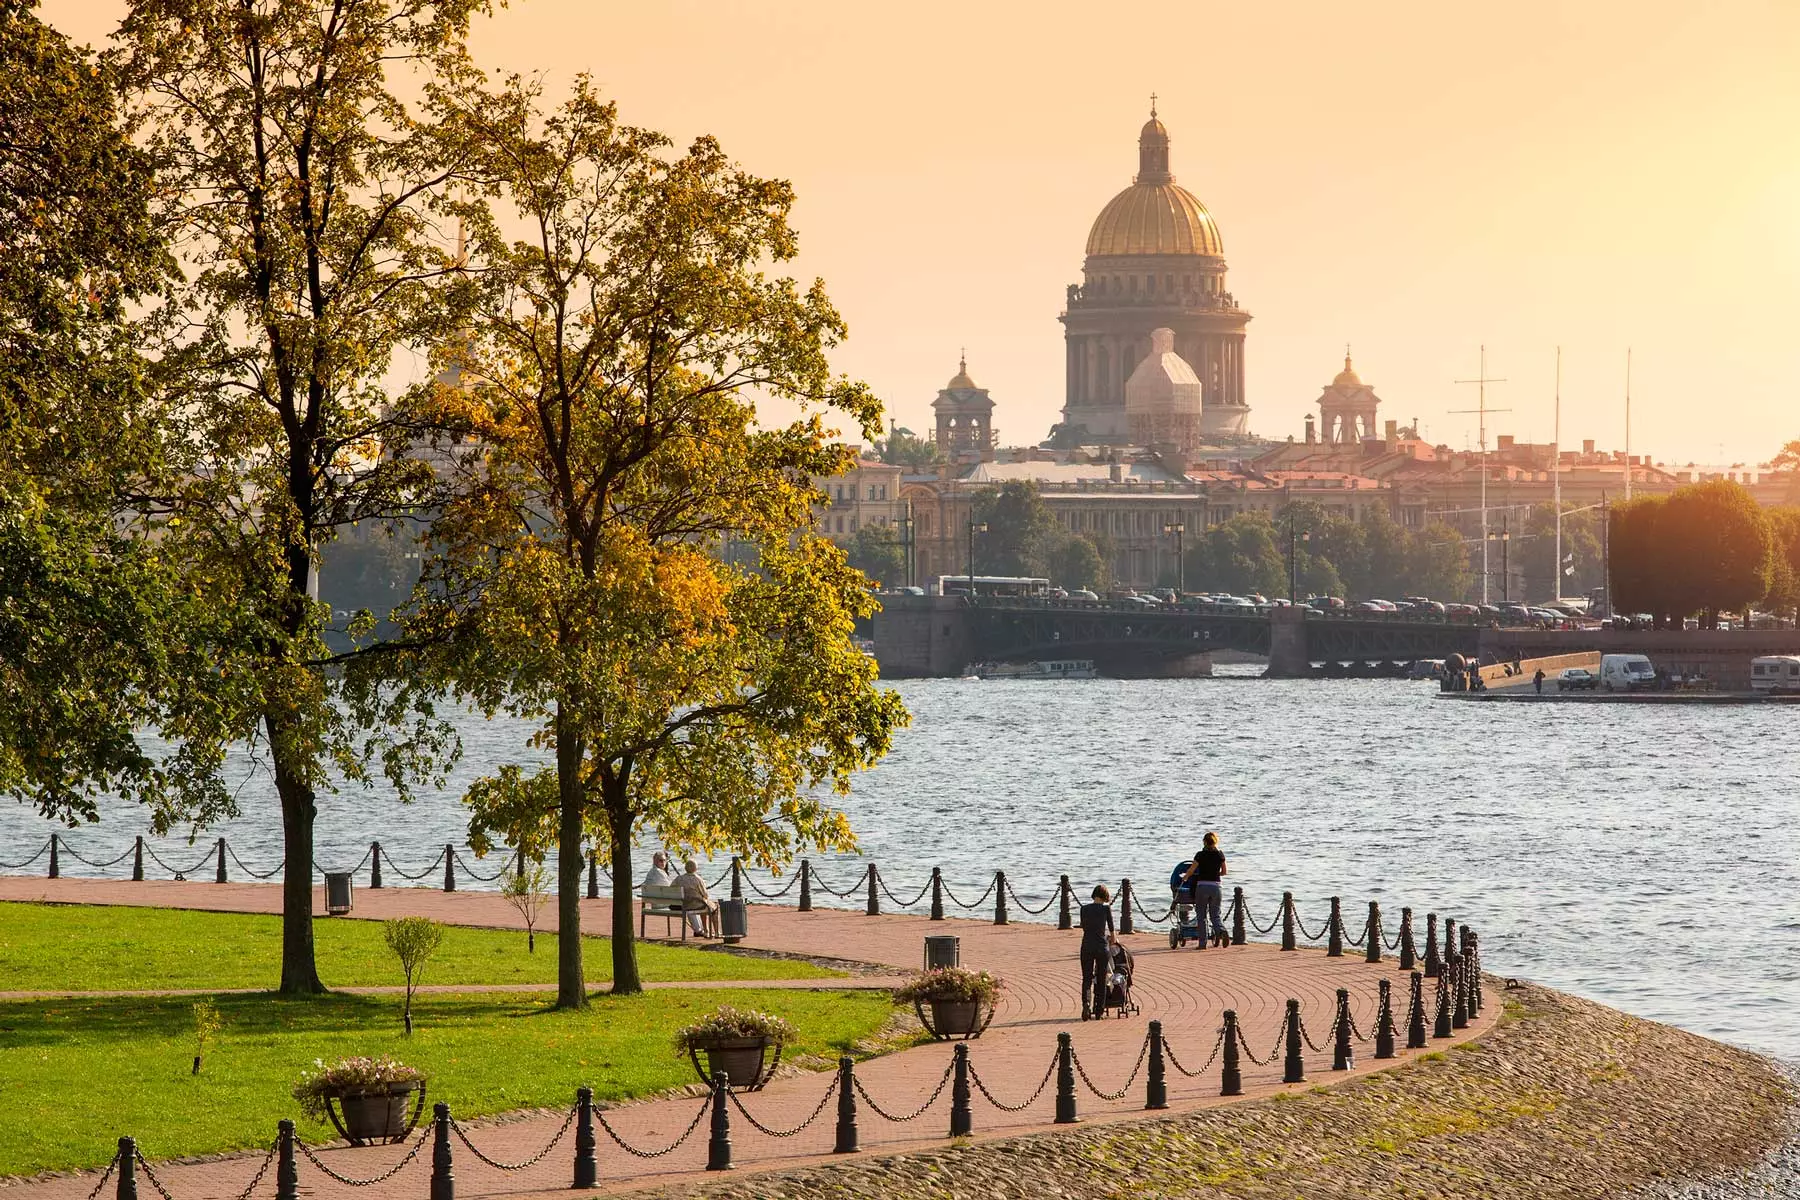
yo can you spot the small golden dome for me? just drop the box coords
[1085,183,1224,257]
[1333,349,1362,387]
[947,353,978,390]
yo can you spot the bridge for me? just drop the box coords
[872,595,1483,678]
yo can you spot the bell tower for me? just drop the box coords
[932,353,996,459]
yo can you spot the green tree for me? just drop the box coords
[844,523,906,589]
[410,76,905,1003]
[875,428,940,470]
[383,916,444,1036]
[1047,534,1108,592]
[1665,480,1771,626]
[1609,495,1668,624]
[1187,514,1285,597]
[112,0,483,994]
[1407,522,1474,603]
[1358,508,1410,598]
[1518,504,1604,602]
[972,480,1056,577]
[1763,507,1800,620]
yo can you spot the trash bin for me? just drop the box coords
[923,935,960,971]
[718,898,747,945]
[324,872,354,916]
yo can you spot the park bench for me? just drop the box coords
[640,882,708,940]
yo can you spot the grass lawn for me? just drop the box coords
[0,902,833,991]
[0,987,896,1176]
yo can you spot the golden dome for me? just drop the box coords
[1085,183,1224,257]
[946,353,978,390]
[1333,352,1363,388]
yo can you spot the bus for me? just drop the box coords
[934,575,1051,598]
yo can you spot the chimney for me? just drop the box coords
[1384,419,1398,450]
[1582,438,1595,455]
[1496,434,1514,451]
[1109,460,1123,484]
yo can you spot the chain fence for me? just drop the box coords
[728,1076,840,1138]
[594,1096,713,1159]
[450,1106,577,1171]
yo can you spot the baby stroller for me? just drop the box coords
[1097,941,1138,1018]
[1168,859,1204,948]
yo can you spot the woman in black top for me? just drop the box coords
[1079,884,1114,1019]
[1181,832,1229,948]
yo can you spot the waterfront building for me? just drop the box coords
[931,355,996,461]
[811,451,906,541]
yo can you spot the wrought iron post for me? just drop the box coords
[1365,900,1382,964]
[115,1137,136,1200]
[730,856,743,902]
[993,871,1008,926]
[132,836,144,882]
[1119,878,1134,936]
[706,1072,733,1171]
[1407,971,1428,1049]
[1375,979,1396,1060]
[442,844,456,893]
[585,849,598,900]
[834,1057,859,1153]
[49,832,58,879]
[1283,998,1305,1084]
[1332,988,1353,1071]
[1145,1020,1167,1110]
[1280,891,1296,951]
[276,1119,298,1200]
[1398,906,1415,971]
[216,836,227,883]
[1432,968,1452,1038]
[865,864,878,916]
[1057,874,1071,931]
[931,867,945,922]
[1424,912,1441,977]
[1443,918,1458,976]
[430,1102,455,1200]
[798,860,812,912]
[1220,1009,1243,1096]
[1326,895,1343,957]
[1054,1032,1078,1124]
[950,1043,972,1137]
[370,842,383,889]
[573,1087,597,1188]
[1452,951,1469,1029]
[1231,886,1247,945]
[1467,932,1483,1015]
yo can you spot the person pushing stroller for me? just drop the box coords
[1178,832,1230,948]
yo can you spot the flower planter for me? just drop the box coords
[916,997,994,1040]
[324,1081,426,1146]
[689,1035,780,1091]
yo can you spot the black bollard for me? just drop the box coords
[1220,1009,1243,1096]
[1280,891,1296,951]
[1467,932,1483,1015]
[1119,878,1134,936]
[49,833,59,879]
[442,843,456,893]
[1375,979,1397,1060]
[994,870,1008,926]
[1146,1020,1168,1110]
[730,856,743,902]
[1231,886,1247,946]
[370,842,383,889]
[706,1072,733,1171]
[1283,998,1305,1084]
[865,864,879,916]
[1365,901,1382,964]
[1442,918,1458,976]
[116,1136,136,1200]
[1407,971,1428,1049]
[1424,912,1441,978]
[277,1118,298,1200]
[1452,951,1469,1029]
[798,860,813,912]
[950,1043,972,1137]
[1398,907,1415,971]
[1057,874,1072,931]
[1326,896,1344,957]
[573,1087,597,1188]
[132,836,144,883]
[1333,988,1354,1071]
[585,849,598,900]
[834,1057,859,1153]
[1432,968,1452,1038]
[1055,1032,1078,1124]
[216,836,227,883]
[932,867,946,922]
[430,1102,454,1200]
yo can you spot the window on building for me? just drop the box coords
[850,517,858,532]
[1164,274,1174,292]
[867,484,877,500]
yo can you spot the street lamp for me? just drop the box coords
[1286,515,1310,602]
[897,500,916,590]
[966,515,987,599]
[1162,522,1186,595]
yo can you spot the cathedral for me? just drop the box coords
[1057,103,1252,447]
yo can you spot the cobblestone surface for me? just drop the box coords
[1619,1061,1800,1200]
[627,983,1793,1200]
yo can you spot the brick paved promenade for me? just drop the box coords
[0,876,1499,1198]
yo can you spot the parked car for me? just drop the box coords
[1599,654,1657,692]
[1557,667,1598,690]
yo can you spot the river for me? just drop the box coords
[4,671,1796,1061]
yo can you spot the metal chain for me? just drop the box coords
[230,1139,280,1200]
[707,864,734,890]
[61,842,137,869]
[1241,900,1282,936]
[1293,911,1332,942]
[1383,924,1404,951]
[967,1051,1058,1113]
[295,1128,430,1185]
[133,1150,178,1200]
[1297,1012,1331,1054]
[852,1058,955,1122]
[810,864,872,898]
[452,850,511,883]
[81,1151,119,1200]
[450,1106,576,1171]
[939,876,996,910]
[878,874,934,908]
[1071,1035,1150,1101]
[1165,1024,1228,1077]
[727,1075,839,1138]
[593,1096,712,1159]
[1131,893,1174,923]
[144,845,215,877]
[1349,916,1372,948]
[1344,1003,1372,1043]
[1003,879,1058,916]
[386,848,447,881]
[1233,1022,1275,1067]
[0,838,52,870]
[226,845,285,880]
[741,872,800,899]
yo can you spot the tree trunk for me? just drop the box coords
[270,715,326,995]
[554,705,587,1009]
[608,794,641,995]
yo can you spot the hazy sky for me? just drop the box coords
[45,1,1800,464]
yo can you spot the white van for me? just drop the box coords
[1599,654,1657,692]
[1750,655,1800,694]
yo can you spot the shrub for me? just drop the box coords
[383,916,445,1035]
[291,1056,427,1120]
[892,967,1003,1006]
[673,1005,796,1053]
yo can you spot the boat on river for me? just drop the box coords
[972,659,1098,680]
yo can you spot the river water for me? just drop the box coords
[4,672,1797,1061]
